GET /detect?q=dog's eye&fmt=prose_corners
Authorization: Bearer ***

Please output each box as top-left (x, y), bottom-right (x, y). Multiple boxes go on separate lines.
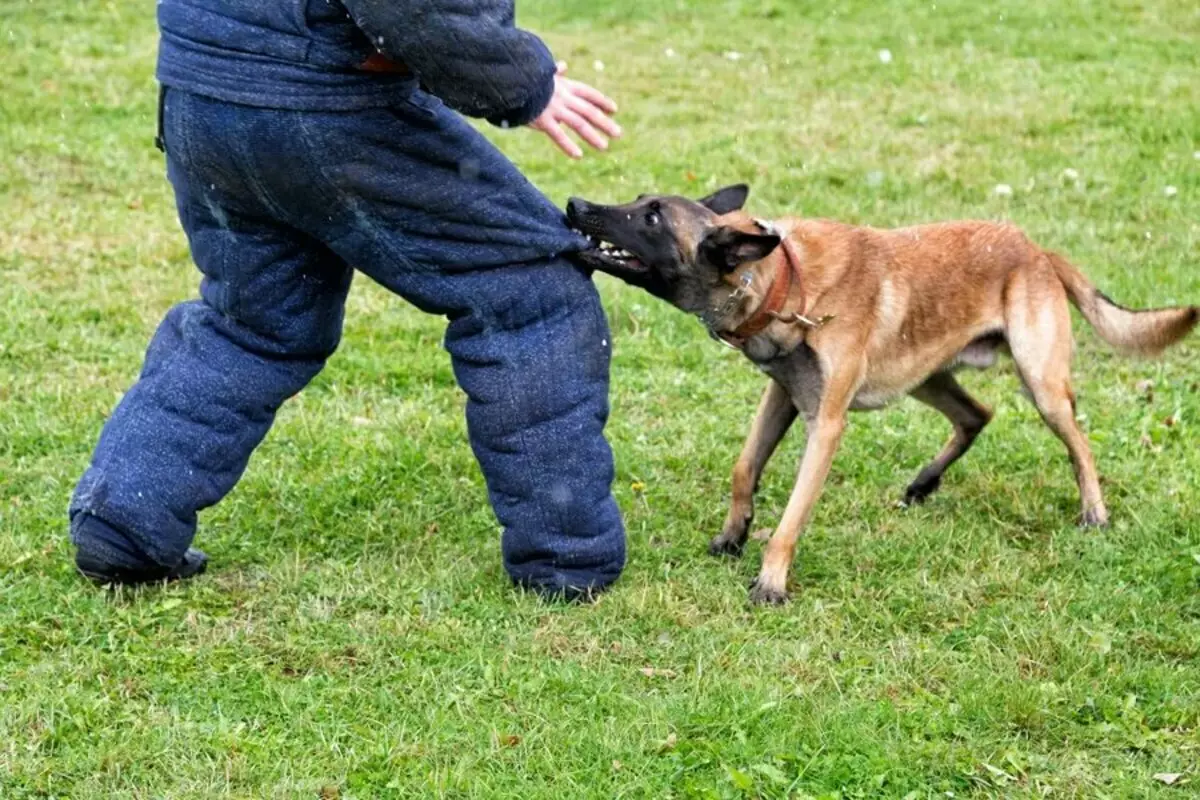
top-left (644, 212), bottom-right (661, 227)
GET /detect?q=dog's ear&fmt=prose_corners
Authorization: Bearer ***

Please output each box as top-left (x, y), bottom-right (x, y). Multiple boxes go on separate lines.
top-left (699, 226), bottom-right (780, 272)
top-left (697, 184), bottom-right (750, 215)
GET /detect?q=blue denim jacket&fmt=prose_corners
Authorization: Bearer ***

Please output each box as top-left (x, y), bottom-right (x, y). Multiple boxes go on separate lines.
top-left (157, 0), bottom-right (556, 125)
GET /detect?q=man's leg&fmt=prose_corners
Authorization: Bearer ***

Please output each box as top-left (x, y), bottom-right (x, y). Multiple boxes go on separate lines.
top-left (403, 263), bottom-right (624, 598)
top-left (70, 125), bottom-right (353, 579)
top-left (268, 93), bottom-right (626, 598)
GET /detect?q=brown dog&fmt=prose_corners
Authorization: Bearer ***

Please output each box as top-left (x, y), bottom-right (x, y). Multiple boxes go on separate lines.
top-left (566, 185), bottom-right (1197, 604)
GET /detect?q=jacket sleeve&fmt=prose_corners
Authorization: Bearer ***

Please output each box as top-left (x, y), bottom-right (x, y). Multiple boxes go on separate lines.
top-left (342, 0), bottom-right (557, 128)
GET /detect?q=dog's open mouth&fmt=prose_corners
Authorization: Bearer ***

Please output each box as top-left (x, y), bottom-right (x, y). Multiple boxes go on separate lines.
top-left (573, 232), bottom-right (648, 275)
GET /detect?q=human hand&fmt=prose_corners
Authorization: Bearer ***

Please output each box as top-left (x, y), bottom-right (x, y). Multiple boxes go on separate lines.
top-left (528, 62), bottom-right (622, 159)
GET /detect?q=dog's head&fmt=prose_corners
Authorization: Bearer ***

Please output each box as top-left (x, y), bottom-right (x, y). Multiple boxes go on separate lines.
top-left (566, 184), bottom-right (781, 314)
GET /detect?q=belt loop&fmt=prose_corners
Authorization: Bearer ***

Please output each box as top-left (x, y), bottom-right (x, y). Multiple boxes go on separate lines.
top-left (154, 84), bottom-right (166, 153)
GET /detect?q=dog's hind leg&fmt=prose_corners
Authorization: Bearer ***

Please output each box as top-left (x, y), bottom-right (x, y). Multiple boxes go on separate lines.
top-left (1005, 266), bottom-right (1108, 527)
top-left (903, 372), bottom-right (992, 505)
top-left (710, 379), bottom-right (798, 557)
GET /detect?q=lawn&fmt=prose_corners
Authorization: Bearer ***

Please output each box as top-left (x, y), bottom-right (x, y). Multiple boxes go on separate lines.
top-left (1, 1), bottom-right (1198, 797)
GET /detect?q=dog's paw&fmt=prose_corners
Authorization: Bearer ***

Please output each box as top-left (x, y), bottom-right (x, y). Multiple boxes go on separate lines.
top-left (902, 473), bottom-right (941, 506)
top-left (748, 577), bottom-right (789, 606)
top-left (1080, 507), bottom-right (1110, 528)
top-left (707, 534), bottom-right (745, 558)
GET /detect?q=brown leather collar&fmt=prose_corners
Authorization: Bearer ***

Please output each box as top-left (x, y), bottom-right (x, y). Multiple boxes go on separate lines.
top-left (718, 237), bottom-right (806, 348)
top-left (359, 53), bottom-right (413, 76)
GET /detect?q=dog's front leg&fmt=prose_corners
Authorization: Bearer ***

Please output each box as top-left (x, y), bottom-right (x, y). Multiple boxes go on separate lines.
top-left (710, 379), bottom-right (798, 557)
top-left (749, 363), bottom-right (862, 605)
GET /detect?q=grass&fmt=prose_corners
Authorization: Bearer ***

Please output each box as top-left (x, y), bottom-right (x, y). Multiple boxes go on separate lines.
top-left (1, 0), bottom-right (1198, 796)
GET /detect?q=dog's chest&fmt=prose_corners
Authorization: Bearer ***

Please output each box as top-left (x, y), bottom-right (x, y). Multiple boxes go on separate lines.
top-left (756, 343), bottom-right (907, 414)
top-left (758, 345), bottom-right (824, 417)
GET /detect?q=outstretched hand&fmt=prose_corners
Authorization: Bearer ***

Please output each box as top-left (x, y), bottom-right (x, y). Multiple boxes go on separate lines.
top-left (528, 62), bottom-right (622, 159)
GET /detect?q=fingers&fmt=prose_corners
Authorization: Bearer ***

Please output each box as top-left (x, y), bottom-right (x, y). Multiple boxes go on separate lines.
top-left (558, 107), bottom-right (609, 151)
top-left (566, 94), bottom-right (622, 139)
top-left (564, 78), bottom-right (617, 114)
top-left (539, 117), bottom-right (583, 159)
top-left (530, 70), bottom-right (621, 159)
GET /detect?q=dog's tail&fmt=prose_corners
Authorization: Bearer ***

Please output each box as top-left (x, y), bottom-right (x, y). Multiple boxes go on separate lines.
top-left (1046, 251), bottom-right (1197, 356)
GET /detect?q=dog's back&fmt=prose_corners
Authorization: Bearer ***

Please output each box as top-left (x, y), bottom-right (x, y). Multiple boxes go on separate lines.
top-left (782, 218), bottom-right (1196, 363)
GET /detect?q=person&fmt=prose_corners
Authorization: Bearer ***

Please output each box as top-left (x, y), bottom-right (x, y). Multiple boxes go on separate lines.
top-left (69, 0), bottom-right (627, 601)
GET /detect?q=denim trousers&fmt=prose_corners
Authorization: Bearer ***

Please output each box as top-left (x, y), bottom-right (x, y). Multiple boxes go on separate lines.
top-left (70, 87), bottom-right (626, 596)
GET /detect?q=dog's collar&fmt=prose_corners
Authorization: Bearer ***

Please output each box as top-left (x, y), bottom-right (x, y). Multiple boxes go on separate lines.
top-left (705, 220), bottom-right (809, 349)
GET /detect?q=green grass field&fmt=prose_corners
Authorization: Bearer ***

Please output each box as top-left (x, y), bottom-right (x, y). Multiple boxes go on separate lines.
top-left (2, 1), bottom-right (1198, 797)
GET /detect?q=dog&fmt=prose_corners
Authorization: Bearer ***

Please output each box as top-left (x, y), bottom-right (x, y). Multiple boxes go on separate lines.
top-left (566, 185), bottom-right (1197, 604)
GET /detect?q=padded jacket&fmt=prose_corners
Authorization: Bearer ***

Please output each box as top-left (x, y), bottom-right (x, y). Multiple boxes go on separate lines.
top-left (156, 0), bottom-right (557, 126)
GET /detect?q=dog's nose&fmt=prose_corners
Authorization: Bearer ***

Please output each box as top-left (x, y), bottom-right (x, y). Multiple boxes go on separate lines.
top-left (566, 197), bottom-right (589, 221)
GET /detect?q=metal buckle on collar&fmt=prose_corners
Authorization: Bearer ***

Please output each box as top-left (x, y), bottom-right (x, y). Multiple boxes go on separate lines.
top-left (767, 310), bottom-right (836, 330)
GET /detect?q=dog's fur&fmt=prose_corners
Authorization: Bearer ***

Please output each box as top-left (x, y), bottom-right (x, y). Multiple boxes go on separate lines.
top-left (566, 185), bottom-right (1197, 604)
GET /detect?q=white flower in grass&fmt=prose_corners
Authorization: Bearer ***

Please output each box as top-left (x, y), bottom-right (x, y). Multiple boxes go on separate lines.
top-left (1163, 185), bottom-right (1178, 197)
top-left (878, 49), bottom-right (893, 64)
top-left (723, 51), bottom-right (743, 61)
top-left (993, 183), bottom-right (1013, 197)
top-left (592, 59), bottom-right (605, 72)
top-left (664, 47), bottom-right (677, 58)
top-left (1062, 167), bottom-right (1079, 181)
